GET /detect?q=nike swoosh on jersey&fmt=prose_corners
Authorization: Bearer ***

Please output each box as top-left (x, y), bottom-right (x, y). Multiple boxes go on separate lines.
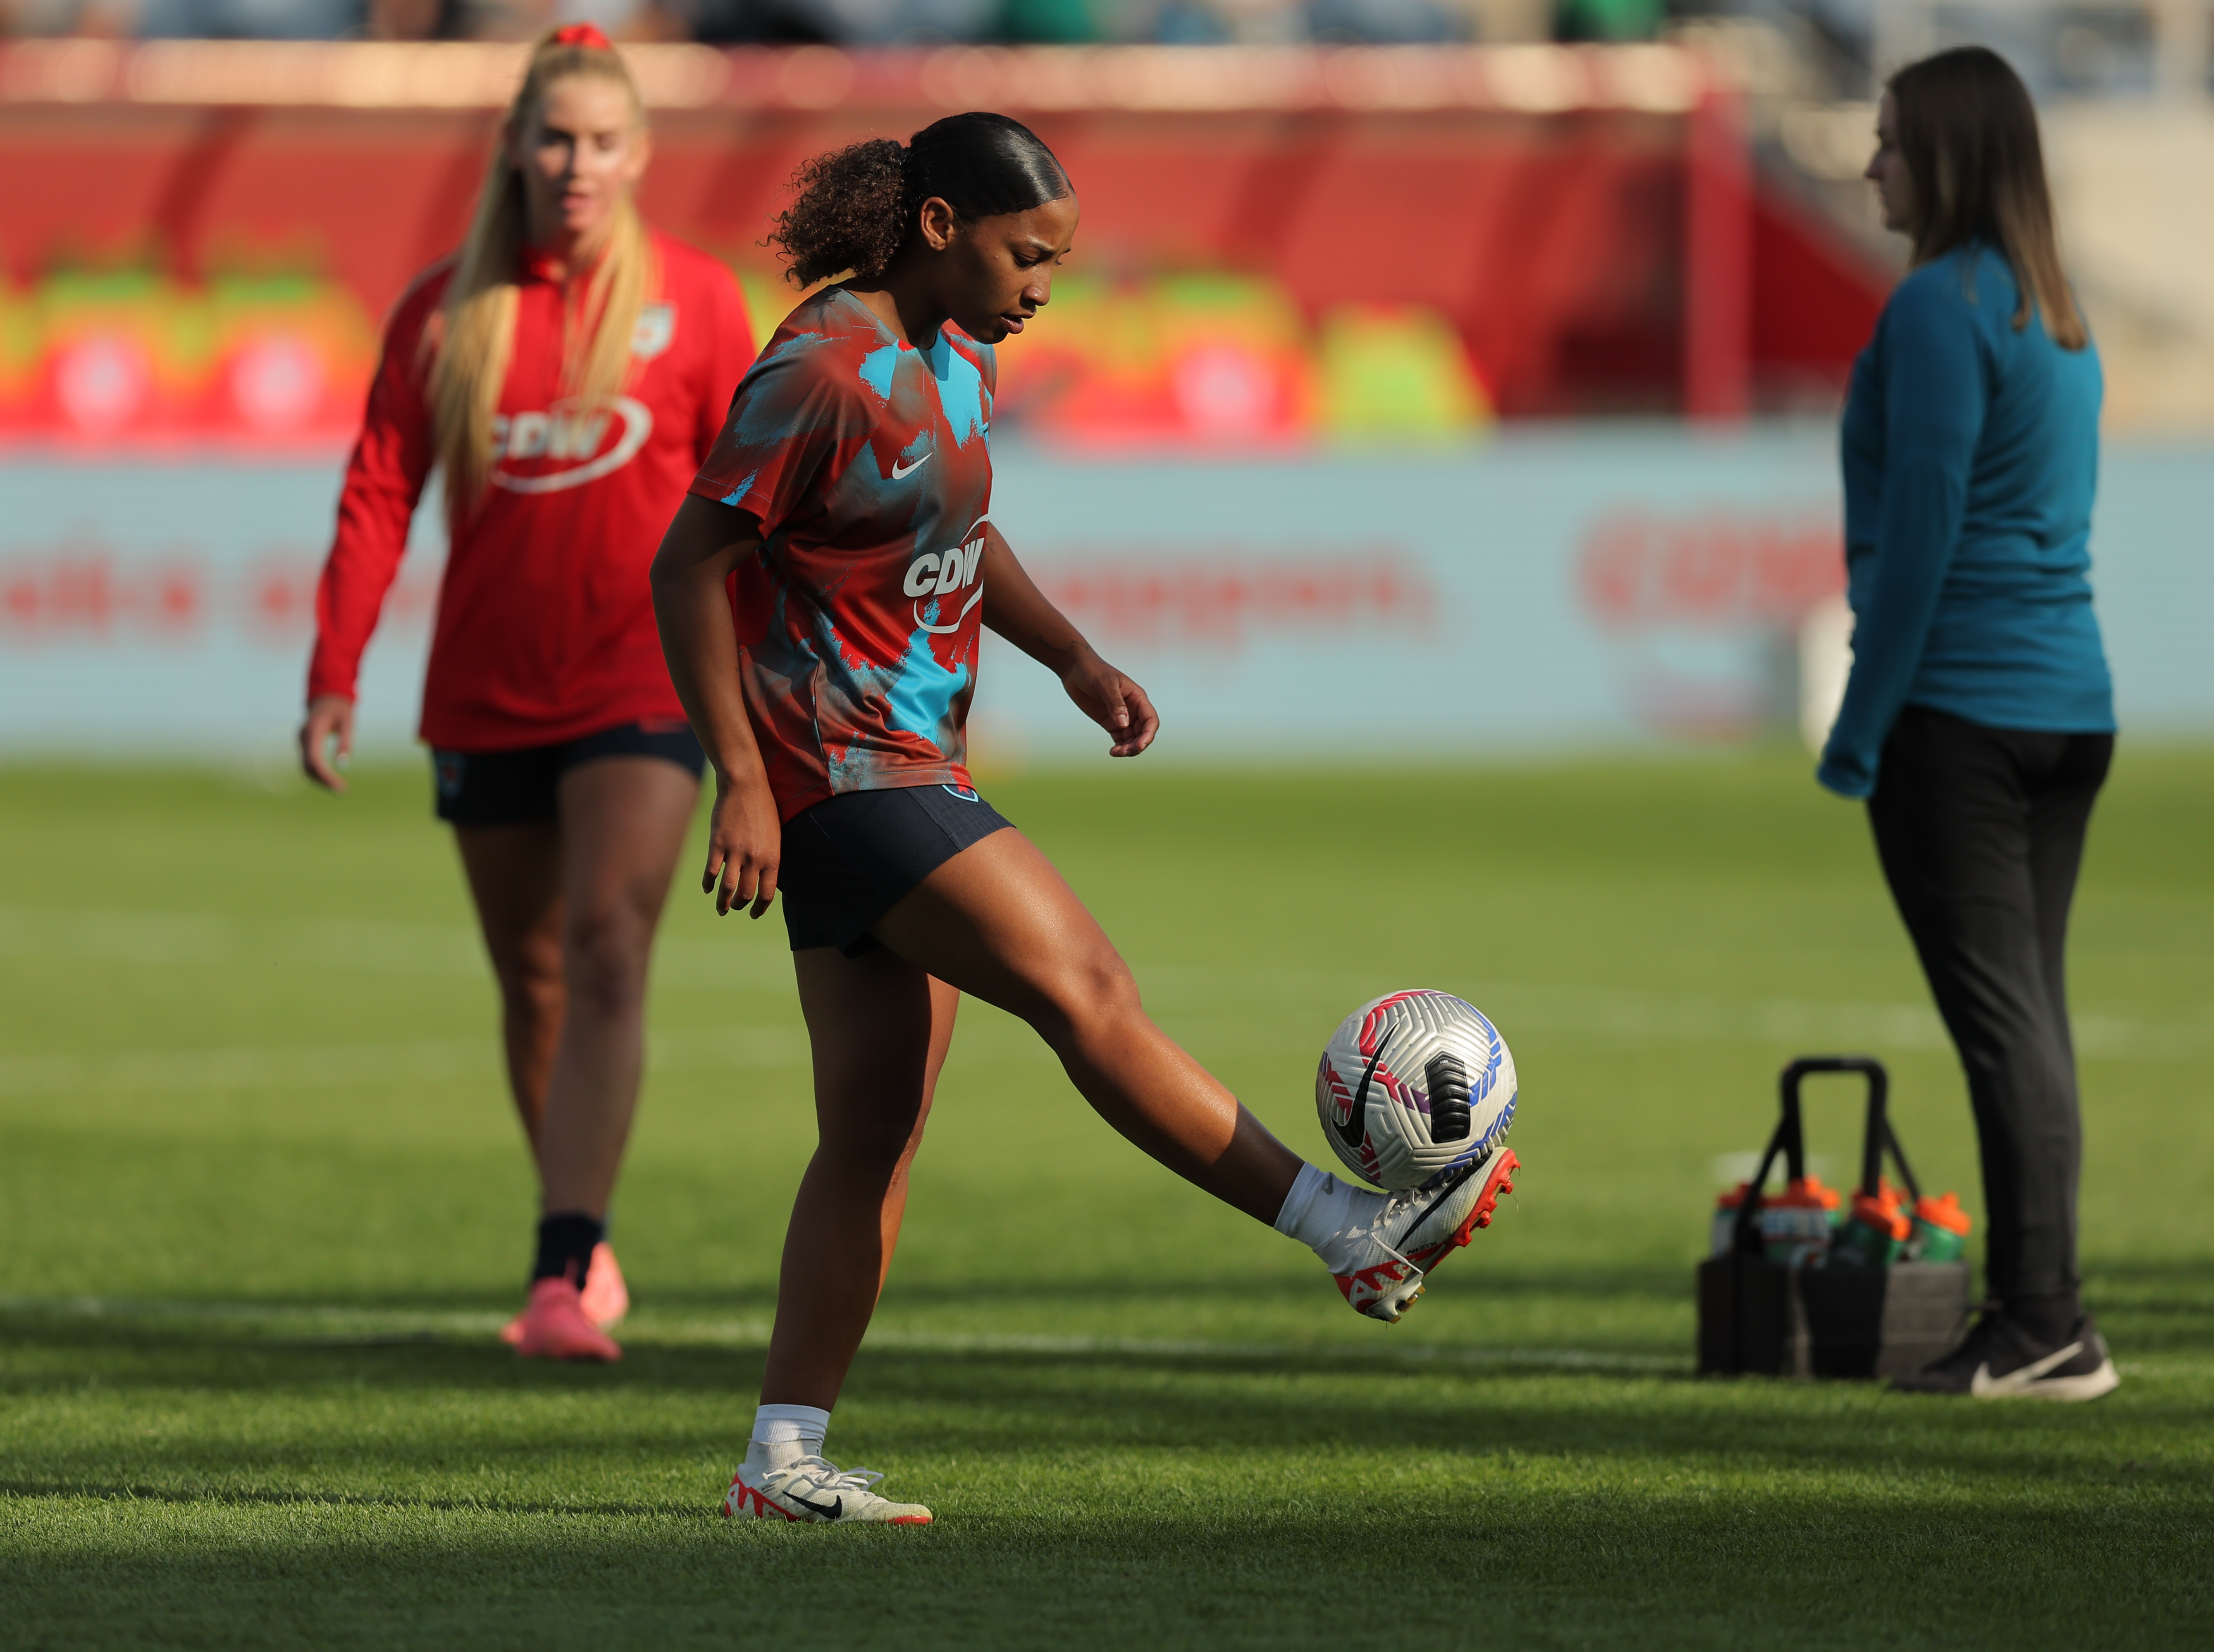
top-left (1970, 1340), bottom-right (2085, 1396)
top-left (892, 453), bottom-right (931, 479)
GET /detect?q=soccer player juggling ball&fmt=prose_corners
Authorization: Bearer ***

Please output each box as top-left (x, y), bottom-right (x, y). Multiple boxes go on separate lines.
top-left (301, 26), bottom-right (756, 1358)
top-left (651, 112), bottom-right (1520, 1525)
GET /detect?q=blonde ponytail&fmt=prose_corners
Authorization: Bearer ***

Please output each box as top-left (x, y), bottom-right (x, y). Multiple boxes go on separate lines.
top-left (425, 29), bottom-right (656, 515)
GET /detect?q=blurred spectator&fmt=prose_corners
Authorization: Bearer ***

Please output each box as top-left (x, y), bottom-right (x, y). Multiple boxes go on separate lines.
top-left (1140, 0), bottom-right (1306, 43)
top-left (442, 0), bottom-right (687, 38)
top-left (999, 0), bottom-right (1095, 42)
top-left (681, 0), bottom-right (991, 41)
top-left (364, 0), bottom-right (449, 35)
top-left (1148, 0), bottom-right (1226, 39)
top-left (673, 0), bottom-right (835, 41)
top-left (1309, 0), bottom-right (1459, 43)
top-left (1554, 0), bottom-right (1658, 40)
top-left (134, 0), bottom-right (362, 36)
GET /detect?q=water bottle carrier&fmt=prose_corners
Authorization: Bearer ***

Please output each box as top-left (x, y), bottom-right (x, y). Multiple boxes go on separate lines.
top-left (1696, 1057), bottom-right (1973, 1379)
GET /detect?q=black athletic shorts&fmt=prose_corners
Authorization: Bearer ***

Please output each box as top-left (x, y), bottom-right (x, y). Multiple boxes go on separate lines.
top-left (778, 782), bottom-right (1014, 957)
top-left (432, 719), bottom-right (706, 826)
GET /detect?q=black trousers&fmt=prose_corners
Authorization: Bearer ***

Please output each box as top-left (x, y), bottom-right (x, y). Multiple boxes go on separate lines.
top-left (1867, 706), bottom-right (2113, 1307)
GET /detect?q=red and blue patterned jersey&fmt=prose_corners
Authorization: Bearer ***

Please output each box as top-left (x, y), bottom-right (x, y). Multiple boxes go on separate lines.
top-left (690, 287), bottom-right (995, 821)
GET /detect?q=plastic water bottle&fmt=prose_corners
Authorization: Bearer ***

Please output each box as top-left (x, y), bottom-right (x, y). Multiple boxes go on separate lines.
top-left (1758, 1175), bottom-right (1839, 1267)
top-left (1711, 1183), bottom-right (1750, 1256)
top-left (1830, 1182), bottom-right (1911, 1267)
top-left (1909, 1190), bottom-right (1972, 1263)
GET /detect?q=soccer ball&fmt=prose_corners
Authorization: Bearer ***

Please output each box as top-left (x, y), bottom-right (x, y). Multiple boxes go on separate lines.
top-left (1315, 990), bottom-right (1517, 1191)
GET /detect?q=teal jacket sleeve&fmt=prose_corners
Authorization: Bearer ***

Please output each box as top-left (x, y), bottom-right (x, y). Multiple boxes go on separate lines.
top-left (1818, 277), bottom-right (1988, 798)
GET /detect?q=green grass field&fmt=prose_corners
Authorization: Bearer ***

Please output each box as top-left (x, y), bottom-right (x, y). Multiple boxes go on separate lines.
top-left (2, 750), bottom-right (2209, 1649)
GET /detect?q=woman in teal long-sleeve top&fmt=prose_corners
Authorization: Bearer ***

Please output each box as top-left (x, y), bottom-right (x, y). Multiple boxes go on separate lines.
top-left (1823, 46), bottom-right (2119, 1401)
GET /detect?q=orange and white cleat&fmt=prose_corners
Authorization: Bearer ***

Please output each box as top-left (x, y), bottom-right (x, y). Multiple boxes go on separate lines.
top-left (509, 1276), bottom-right (622, 1361)
top-left (503, 1242), bottom-right (628, 1345)
top-left (723, 1456), bottom-right (932, 1525)
top-left (1331, 1148), bottom-right (1520, 1324)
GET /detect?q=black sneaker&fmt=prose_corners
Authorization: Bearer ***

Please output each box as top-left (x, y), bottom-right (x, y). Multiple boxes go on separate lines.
top-left (1892, 1311), bottom-right (2120, 1401)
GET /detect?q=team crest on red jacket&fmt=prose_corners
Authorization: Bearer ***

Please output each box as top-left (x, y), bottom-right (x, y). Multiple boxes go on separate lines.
top-left (632, 302), bottom-right (675, 360)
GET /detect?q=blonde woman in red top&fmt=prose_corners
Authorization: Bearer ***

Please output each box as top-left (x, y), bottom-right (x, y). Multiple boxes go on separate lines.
top-left (301, 24), bottom-right (755, 1360)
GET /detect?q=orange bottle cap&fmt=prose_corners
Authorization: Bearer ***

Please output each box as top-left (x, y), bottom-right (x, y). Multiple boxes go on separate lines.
top-left (1790, 1175), bottom-right (1842, 1211)
top-left (1914, 1190), bottom-right (1973, 1235)
top-left (1850, 1193), bottom-right (1911, 1240)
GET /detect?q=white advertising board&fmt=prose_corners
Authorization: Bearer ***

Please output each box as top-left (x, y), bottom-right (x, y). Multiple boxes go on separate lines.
top-left (0, 430), bottom-right (2204, 764)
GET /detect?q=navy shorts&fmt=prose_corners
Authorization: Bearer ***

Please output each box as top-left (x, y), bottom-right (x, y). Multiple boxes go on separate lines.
top-left (779, 783), bottom-right (1014, 956)
top-left (432, 719), bottom-right (705, 827)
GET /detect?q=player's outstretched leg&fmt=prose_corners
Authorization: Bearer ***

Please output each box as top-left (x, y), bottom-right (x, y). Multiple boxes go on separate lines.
top-left (722, 944), bottom-right (952, 1524)
top-left (874, 828), bottom-right (1515, 1324)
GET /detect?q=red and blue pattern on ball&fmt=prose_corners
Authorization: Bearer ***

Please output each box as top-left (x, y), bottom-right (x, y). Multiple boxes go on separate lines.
top-left (1318, 989), bottom-right (1514, 1187)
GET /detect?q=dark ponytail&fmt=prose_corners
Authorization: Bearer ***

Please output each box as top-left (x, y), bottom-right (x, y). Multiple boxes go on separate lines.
top-left (769, 112), bottom-right (1071, 287)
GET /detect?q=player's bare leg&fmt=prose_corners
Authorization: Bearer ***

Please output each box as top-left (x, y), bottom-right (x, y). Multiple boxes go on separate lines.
top-left (724, 948), bottom-right (952, 1525)
top-left (872, 828), bottom-right (1301, 1222)
top-left (760, 947), bottom-right (957, 1411)
top-left (455, 821), bottom-right (565, 1154)
top-left (873, 828), bottom-right (1514, 1321)
top-left (534, 755), bottom-right (699, 1218)
top-left (463, 756), bottom-right (696, 1356)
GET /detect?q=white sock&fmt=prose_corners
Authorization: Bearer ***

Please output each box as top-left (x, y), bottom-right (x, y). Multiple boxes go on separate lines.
top-left (1273, 1161), bottom-right (1387, 1275)
top-left (743, 1402), bottom-right (830, 1475)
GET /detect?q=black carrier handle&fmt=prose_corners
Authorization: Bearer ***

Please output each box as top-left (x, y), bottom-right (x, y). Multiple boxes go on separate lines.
top-left (1730, 1056), bottom-right (1923, 1254)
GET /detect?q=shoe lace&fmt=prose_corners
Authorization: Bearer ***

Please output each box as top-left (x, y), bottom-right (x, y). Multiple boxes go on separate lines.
top-left (773, 1454), bottom-right (888, 1497)
top-left (1353, 1188), bottom-right (1420, 1276)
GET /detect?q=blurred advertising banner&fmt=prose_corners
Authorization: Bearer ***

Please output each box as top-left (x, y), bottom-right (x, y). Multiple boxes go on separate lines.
top-left (1, 430), bottom-right (2206, 762)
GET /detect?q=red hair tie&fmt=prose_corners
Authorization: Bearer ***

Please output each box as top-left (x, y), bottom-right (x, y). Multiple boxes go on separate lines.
top-left (550, 21), bottom-right (612, 48)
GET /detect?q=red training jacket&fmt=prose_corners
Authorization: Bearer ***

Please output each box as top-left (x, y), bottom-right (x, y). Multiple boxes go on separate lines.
top-left (308, 232), bottom-right (756, 751)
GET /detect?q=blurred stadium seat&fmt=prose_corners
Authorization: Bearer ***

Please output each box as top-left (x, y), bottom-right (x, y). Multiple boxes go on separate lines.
top-left (0, 41), bottom-right (1897, 438)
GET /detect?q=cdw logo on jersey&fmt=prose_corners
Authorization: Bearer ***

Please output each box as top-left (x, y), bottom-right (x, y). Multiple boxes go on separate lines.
top-left (903, 523), bottom-right (988, 634)
top-left (490, 396), bottom-right (653, 494)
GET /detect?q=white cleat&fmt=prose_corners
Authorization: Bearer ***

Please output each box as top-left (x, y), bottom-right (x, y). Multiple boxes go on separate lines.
top-left (722, 1455), bottom-right (933, 1525)
top-left (1332, 1147), bottom-right (1520, 1323)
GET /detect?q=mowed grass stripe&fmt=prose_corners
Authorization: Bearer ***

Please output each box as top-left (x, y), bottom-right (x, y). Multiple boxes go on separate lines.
top-left (3, 996), bottom-right (2208, 1103)
top-left (0, 1294), bottom-right (1682, 1371)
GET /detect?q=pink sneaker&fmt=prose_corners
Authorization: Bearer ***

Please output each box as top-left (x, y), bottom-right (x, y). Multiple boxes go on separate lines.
top-left (501, 1243), bottom-right (629, 1345)
top-left (578, 1242), bottom-right (629, 1329)
top-left (511, 1277), bottom-right (622, 1361)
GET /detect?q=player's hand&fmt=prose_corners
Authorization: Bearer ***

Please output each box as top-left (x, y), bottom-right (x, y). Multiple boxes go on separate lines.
top-left (1059, 648), bottom-right (1159, 758)
top-left (702, 767), bottom-right (782, 918)
top-left (300, 694), bottom-right (355, 792)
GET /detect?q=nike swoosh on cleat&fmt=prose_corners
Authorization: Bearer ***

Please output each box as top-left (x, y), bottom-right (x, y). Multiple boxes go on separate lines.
top-left (891, 453), bottom-right (930, 479)
top-left (1338, 1027), bottom-right (1394, 1158)
top-left (787, 1491), bottom-right (844, 1520)
top-left (1389, 1155), bottom-right (1486, 1251)
top-left (1970, 1341), bottom-right (2085, 1397)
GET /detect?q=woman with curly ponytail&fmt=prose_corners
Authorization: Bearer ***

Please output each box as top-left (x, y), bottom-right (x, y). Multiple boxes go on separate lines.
top-left (652, 112), bottom-right (1521, 1524)
top-left (302, 24), bottom-right (757, 1364)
